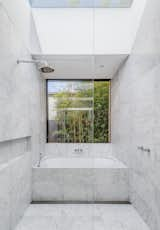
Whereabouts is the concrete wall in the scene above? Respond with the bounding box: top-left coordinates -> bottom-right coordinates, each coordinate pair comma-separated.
111,0 -> 160,229
44,143 -> 112,159
0,0 -> 41,229
32,0 -> 146,54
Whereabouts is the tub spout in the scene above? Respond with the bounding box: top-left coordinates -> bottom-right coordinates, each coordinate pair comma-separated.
37,153 -> 43,167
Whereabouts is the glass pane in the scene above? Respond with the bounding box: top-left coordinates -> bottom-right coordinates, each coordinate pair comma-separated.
30,0 -> 133,8
47,80 -> 94,143
47,80 -> 110,143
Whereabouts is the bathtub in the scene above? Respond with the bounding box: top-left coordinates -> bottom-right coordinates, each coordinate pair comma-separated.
32,157 -> 129,202
40,157 -> 127,168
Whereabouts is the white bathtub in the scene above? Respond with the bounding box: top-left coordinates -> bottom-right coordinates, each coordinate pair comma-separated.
32,157 -> 129,202
40,157 -> 127,169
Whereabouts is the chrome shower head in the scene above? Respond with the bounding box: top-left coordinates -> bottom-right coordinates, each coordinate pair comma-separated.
37,61 -> 55,73
17,59 -> 55,73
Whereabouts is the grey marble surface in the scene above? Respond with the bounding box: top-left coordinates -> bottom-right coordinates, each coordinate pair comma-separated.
0,0 -> 41,229
10,152 -> 32,229
0,0 -> 42,162
15,204 -> 150,230
0,152 -> 32,230
32,158 -> 129,202
44,143 -> 113,159
111,0 -> 160,229
0,163 -> 10,230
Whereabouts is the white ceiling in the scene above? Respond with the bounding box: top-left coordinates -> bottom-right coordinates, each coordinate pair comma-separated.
32,54 -> 128,79
32,1 -> 147,55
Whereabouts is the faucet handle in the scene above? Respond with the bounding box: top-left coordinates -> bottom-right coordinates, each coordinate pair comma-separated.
74,148 -> 83,153
138,146 -> 143,151
137,146 -> 151,153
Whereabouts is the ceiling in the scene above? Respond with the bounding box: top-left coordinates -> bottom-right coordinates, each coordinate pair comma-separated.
30,0 -> 133,8
32,54 -> 128,79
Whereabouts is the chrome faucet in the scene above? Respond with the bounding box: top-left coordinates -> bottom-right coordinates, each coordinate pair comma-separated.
138,146 -> 144,151
37,152 -> 43,167
137,146 -> 151,153
74,148 -> 83,153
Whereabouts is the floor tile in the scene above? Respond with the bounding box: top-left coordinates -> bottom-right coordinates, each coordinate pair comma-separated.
15,204 -> 150,230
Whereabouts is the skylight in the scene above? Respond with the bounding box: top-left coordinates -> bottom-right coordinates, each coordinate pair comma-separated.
30,0 -> 133,8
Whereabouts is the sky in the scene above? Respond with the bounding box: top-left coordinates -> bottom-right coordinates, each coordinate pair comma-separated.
47,80 -> 93,94
48,80 -> 69,94
30,0 -> 124,8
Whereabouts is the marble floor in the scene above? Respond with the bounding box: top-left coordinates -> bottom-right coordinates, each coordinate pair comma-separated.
15,204 -> 150,230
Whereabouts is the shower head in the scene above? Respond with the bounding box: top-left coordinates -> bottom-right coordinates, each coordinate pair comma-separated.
17,59 -> 55,73
37,61 -> 55,73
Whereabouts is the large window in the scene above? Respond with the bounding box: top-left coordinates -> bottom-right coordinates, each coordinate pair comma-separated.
47,80 -> 110,143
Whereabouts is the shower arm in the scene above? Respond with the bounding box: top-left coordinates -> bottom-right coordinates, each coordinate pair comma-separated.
17,59 -> 45,64
17,59 -> 55,73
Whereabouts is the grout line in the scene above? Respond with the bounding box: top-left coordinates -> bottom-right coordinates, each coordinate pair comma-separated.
31,201 -> 131,205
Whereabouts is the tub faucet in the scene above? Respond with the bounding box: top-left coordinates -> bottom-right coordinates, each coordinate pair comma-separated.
138,146 -> 144,151
74,148 -> 83,154
37,153 -> 43,167
137,146 -> 151,153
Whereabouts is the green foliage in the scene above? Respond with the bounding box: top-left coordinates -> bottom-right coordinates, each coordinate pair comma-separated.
94,81 -> 110,143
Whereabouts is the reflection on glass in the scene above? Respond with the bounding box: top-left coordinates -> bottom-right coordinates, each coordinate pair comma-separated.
47,80 -> 110,143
